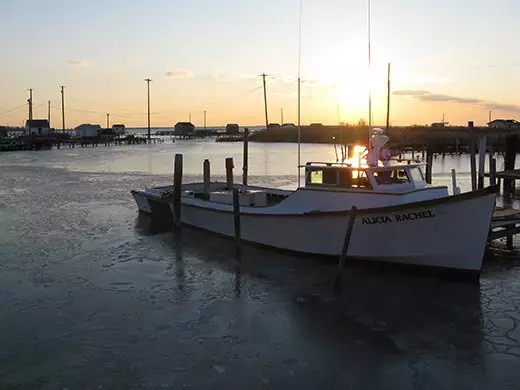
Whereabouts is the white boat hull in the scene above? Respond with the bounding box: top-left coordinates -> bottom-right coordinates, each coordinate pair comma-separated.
132,186 -> 496,273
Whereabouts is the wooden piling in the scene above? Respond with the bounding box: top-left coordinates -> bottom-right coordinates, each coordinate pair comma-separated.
425,147 -> 433,184
334,206 -> 357,290
203,159 -> 210,198
490,158 -> 497,187
451,169 -> 460,195
173,154 -> 183,230
225,157 -> 234,189
478,135 -> 487,190
504,135 -> 517,197
470,138 -> 477,191
242,128 -> 249,185
232,188 -> 241,250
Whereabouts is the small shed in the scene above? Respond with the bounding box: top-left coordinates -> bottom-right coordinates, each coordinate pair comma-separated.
225,123 -> 239,134
75,124 -> 101,138
175,122 -> 195,135
25,119 -> 50,136
112,124 -> 126,136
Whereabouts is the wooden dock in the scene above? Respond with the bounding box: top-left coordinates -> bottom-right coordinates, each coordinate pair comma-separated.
489,206 -> 520,249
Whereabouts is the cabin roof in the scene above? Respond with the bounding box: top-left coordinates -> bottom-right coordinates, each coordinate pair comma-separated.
300,161 -> 426,170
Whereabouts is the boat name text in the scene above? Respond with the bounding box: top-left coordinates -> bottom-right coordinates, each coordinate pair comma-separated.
361,210 -> 435,225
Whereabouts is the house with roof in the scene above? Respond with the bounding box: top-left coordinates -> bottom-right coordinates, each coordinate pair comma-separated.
25,119 -> 51,136
112,124 -> 126,136
488,119 -> 520,129
75,124 -> 102,138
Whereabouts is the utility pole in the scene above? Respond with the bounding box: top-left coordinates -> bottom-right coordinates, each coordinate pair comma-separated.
261,73 -> 269,130
48,100 -> 51,127
27,88 -> 33,121
60,85 -> 66,133
385,63 -> 391,134
281,108 -> 284,125
203,110 -> 207,131
489,110 -> 492,124
106,113 -> 110,130
189,112 -> 192,123
144,78 -> 152,141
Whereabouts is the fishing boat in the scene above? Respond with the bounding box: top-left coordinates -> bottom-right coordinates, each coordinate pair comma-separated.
131,129 -> 496,274
131,0 -> 496,275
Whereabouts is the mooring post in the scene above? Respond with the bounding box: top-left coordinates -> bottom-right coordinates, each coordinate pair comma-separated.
173,153 -> 183,230
334,206 -> 357,290
425,146 -> 434,184
478,135 -> 487,190
242,128 -> 249,186
232,188 -> 241,252
225,157 -> 234,189
504,134 -> 517,198
451,169 -> 460,195
470,137 -> 477,191
203,159 -> 210,198
490,158 -> 497,187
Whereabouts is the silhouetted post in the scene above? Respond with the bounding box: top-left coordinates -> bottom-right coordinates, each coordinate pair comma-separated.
225,157 -> 234,189
60,85 -> 66,133
478,135 -> 487,190
106,113 -> 110,130
334,206 -> 357,290
47,100 -> 51,126
27,88 -> 34,121
232,188 -> 241,251
490,158 -> 497,187
242,128 -> 249,185
145,78 -> 152,142
173,154 -> 183,230
425,147 -> 433,184
451,169 -> 460,195
504,135 -> 517,197
262,73 -> 269,130
203,110 -> 207,131
203,159 -> 210,198
470,138 -> 477,191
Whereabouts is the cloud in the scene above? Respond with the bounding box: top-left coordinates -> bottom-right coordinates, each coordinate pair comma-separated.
393,89 -> 520,114
68,60 -> 90,66
165,70 -> 193,78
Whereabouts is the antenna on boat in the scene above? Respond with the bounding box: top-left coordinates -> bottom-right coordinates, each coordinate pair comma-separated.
297,0 -> 303,187
367,0 -> 372,149
385,62 -> 391,135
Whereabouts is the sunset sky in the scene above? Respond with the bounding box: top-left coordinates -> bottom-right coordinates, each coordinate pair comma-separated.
1,0 -> 520,128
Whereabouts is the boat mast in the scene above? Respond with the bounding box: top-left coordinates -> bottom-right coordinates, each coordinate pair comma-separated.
297,0 -> 303,187
386,63 -> 391,135
367,0 -> 372,148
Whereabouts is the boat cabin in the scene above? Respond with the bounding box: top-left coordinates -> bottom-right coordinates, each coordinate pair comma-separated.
303,162 -> 427,193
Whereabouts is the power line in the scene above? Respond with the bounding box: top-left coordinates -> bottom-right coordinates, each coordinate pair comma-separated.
0,103 -> 27,115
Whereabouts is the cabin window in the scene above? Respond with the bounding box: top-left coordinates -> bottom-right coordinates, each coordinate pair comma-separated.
373,170 -> 409,185
409,167 -> 425,183
309,169 -> 337,185
310,170 -> 323,184
349,170 -> 371,189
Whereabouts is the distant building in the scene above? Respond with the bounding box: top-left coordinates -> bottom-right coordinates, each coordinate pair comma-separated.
25,119 -> 50,136
282,123 -> 296,128
431,122 -> 446,128
267,123 -> 281,131
488,119 -> 520,129
0,128 -> 7,138
175,122 -> 195,135
225,123 -> 239,134
75,124 -> 102,138
112,124 -> 126,136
